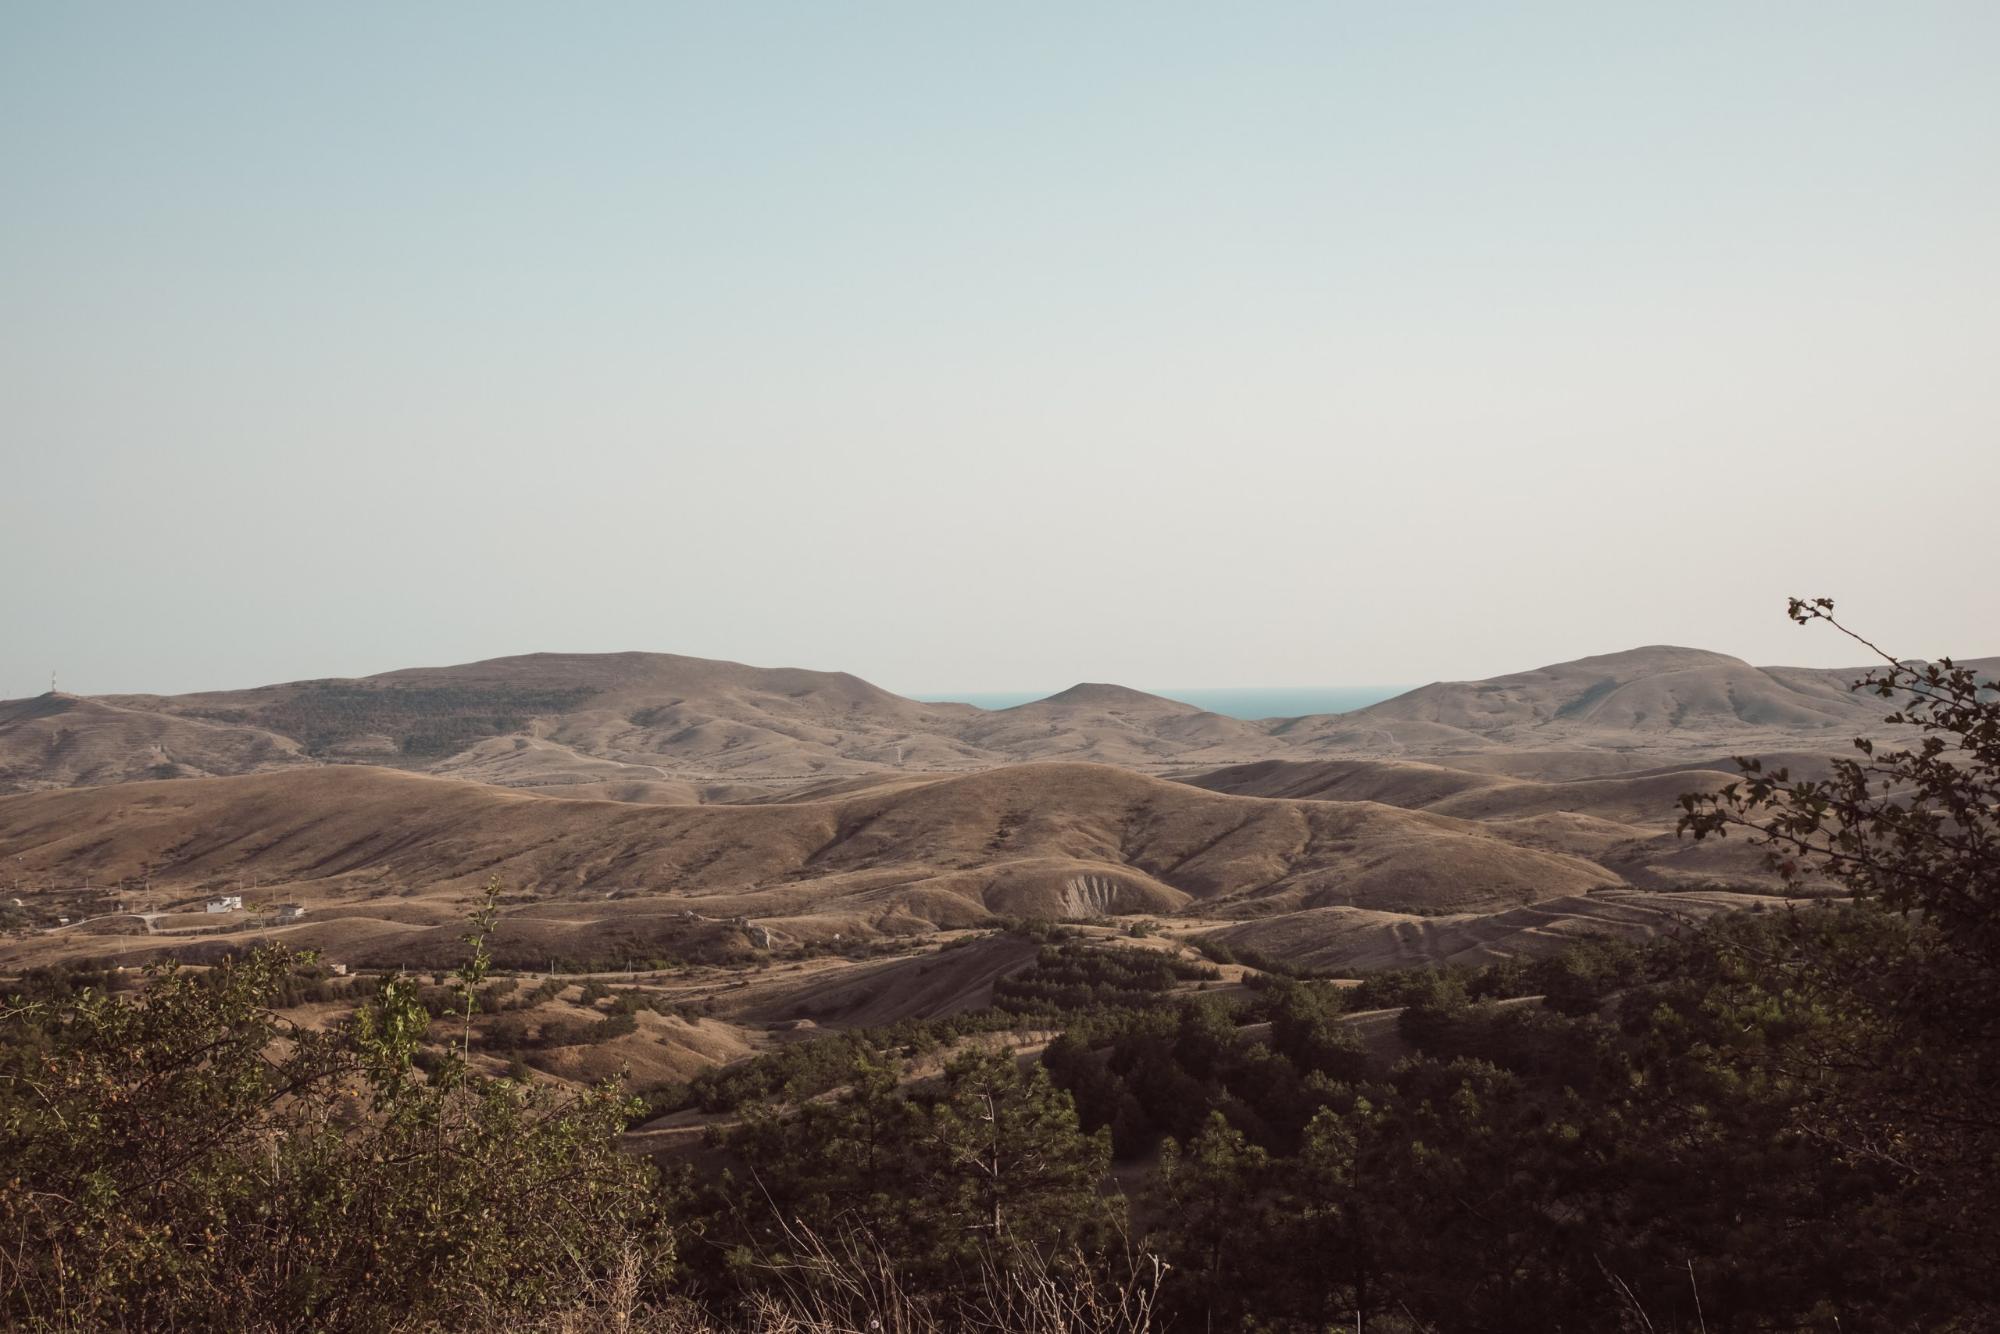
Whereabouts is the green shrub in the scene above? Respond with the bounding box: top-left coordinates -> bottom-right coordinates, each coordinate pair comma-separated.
0,948 -> 658,1331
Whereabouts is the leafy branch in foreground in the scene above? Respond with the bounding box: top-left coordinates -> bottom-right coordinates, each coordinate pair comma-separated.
451,874 -> 503,1067
1671,597 -> 2000,1319
1678,595 -> 1999,957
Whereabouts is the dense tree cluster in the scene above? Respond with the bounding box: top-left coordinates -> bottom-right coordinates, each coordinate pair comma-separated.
991,942 -> 1219,1013
1121,907 -> 1985,1330
686,1051 -> 1116,1299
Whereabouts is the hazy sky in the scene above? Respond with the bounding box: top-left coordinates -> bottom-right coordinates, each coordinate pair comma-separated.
4,3 -> 1996,699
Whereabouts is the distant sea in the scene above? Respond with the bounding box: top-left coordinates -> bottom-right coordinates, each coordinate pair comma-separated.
915,686 -> 1409,720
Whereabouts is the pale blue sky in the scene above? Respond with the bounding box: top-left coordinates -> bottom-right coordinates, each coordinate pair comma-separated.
4,3 -> 1996,697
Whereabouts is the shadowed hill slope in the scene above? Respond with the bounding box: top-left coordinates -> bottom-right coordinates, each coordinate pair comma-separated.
1197,887 -> 1784,972
0,694 -> 309,790
1180,755 -> 1775,891
1184,755 -> 1746,825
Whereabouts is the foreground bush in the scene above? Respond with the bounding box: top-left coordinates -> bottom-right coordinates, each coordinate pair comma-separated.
0,949 -> 657,1332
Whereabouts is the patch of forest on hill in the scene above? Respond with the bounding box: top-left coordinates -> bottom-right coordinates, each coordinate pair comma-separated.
183,681 -> 600,755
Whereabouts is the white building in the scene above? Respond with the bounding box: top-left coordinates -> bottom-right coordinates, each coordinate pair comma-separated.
206,895 -> 243,914
275,903 -> 306,922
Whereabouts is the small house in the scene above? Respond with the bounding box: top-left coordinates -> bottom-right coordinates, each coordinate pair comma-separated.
206,895 -> 243,914
275,903 -> 306,922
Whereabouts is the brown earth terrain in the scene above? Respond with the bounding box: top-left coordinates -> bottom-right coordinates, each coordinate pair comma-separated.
7,642 -> 1985,1098
12,645 -> 1986,797
0,761 -> 1633,969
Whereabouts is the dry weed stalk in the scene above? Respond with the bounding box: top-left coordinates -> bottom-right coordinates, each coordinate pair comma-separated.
744,1214 -> 1163,1334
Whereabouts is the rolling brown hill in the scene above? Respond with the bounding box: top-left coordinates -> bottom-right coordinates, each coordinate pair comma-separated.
9,653 -> 1278,794
952,683 -> 1271,766
1180,755 -> 1779,890
96,651 -> 993,784
6,645 -> 1991,798
6,645 -> 1987,978
1353,646 -> 1869,732
0,762 -> 1622,970
1273,646 -> 2000,758
0,694 -> 308,790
